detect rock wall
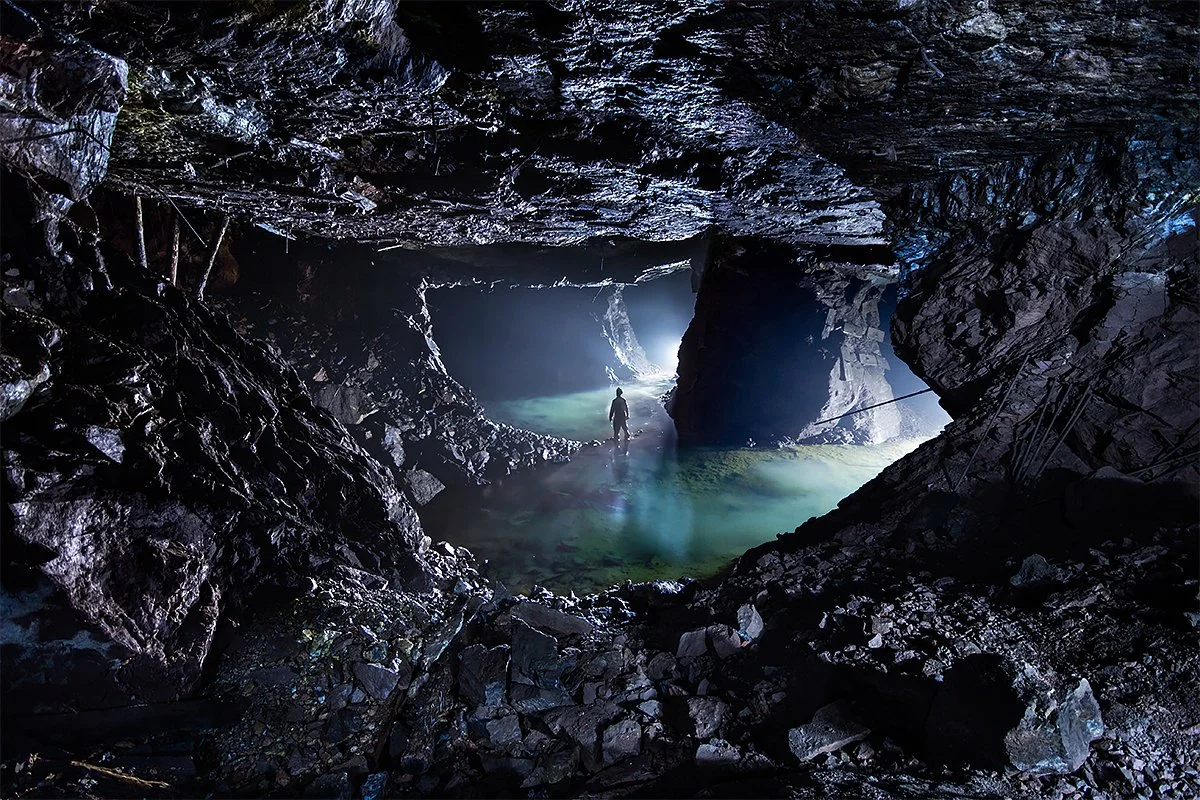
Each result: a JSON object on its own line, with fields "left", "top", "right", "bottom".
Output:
{"left": 221, "top": 231, "right": 582, "bottom": 496}
{"left": 1, "top": 185, "right": 432, "bottom": 717}
{"left": 889, "top": 128, "right": 1199, "bottom": 487}
{"left": 792, "top": 271, "right": 902, "bottom": 445}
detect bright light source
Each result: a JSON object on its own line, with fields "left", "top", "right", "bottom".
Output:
{"left": 657, "top": 339, "right": 680, "bottom": 376}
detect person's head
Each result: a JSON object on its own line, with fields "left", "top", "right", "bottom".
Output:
{"left": 615, "top": 388, "right": 623, "bottom": 396}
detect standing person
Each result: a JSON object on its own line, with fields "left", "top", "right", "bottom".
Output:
{"left": 609, "top": 387, "right": 630, "bottom": 443}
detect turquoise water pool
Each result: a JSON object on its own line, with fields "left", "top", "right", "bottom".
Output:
{"left": 423, "top": 378, "right": 928, "bottom": 594}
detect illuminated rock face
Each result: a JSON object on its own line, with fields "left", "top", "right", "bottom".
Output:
{"left": 600, "top": 285, "right": 660, "bottom": 382}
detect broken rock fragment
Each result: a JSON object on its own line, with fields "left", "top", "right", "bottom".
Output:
{"left": 1005, "top": 678, "right": 1104, "bottom": 775}
{"left": 601, "top": 719, "right": 642, "bottom": 765}
{"left": 788, "top": 702, "right": 870, "bottom": 762}
{"left": 736, "top": 603, "right": 764, "bottom": 640}
{"left": 458, "top": 643, "right": 509, "bottom": 707}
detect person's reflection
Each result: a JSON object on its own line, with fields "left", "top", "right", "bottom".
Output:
{"left": 613, "top": 440, "right": 630, "bottom": 482}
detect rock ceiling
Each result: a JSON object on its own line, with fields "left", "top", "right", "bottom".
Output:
{"left": 16, "top": 0, "right": 1196, "bottom": 257}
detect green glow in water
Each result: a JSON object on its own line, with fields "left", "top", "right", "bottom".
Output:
{"left": 425, "top": 379, "right": 926, "bottom": 594}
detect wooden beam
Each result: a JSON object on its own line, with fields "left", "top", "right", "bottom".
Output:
{"left": 134, "top": 196, "right": 148, "bottom": 270}
{"left": 169, "top": 214, "right": 180, "bottom": 285}
{"left": 196, "top": 214, "right": 229, "bottom": 301}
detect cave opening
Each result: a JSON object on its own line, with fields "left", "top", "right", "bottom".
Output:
{"left": 423, "top": 270, "right": 949, "bottom": 593}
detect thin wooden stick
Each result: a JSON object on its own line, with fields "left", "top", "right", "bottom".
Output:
{"left": 134, "top": 195, "right": 148, "bottom": 270}
{"left": 169, "top": 213, "right": 180, "bottom": 285}
{"left": 69, "top": 760, "right": 171, "bottom": 789}
{"left": 197, "top": 214, "right": 229, "bottom": 301}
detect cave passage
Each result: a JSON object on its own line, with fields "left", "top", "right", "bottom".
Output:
{"left": 426, "top": 278, "right": 944, "bottom": 592}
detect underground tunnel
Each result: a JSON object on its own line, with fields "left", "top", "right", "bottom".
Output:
{"left": 1, "top": 2, "right": 1197, "bottom": 799}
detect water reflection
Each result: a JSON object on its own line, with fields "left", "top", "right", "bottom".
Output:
{"left": 422, "top": 379, "right": 928, "bottom": 594}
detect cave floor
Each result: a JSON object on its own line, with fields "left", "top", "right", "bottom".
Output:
{"left": 423, "top": 379, "right": 931, "bottom": 593}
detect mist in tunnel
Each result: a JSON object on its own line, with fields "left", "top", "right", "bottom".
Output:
{"left": 428, "top": 269, "right": 696, "bottom": 402}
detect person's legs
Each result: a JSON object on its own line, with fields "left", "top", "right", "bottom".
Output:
{"left": 620, "top": 420, "right": 630, "bottom": 441}
{"left": 612, "top": 420, "right": 620, "bottom": 441}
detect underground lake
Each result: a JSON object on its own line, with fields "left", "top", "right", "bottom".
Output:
{"left": 423, "top": 376, "right": 939, "bottom": 593}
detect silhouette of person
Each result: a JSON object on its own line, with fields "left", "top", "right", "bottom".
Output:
{"left": 609, "top": 387, "right": 630, "bottom": 443}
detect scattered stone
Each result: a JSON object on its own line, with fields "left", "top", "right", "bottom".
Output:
{"left": 303, "top": 771, "right": 352, "bottom": 799}
{"left": 646, "top": 652, "right": 676, "bottom": 680}
{"left": 329, "top": 682, "right": 355, "bottom": 711}
{"left": 788, "top": 703, "right": 870, "bottom": 762}
{"left": 696, "top": 739, "right": 741, "bottom": 766}
{"left": 687, "top": 697, "right": 727, "bottom": 739}
{"left": 1006, "top": 678, "right": 1105, "bottom": 775}
{"left": 513, "top": 601, "right": 594, "bottom": 636}
{"left": 542, "top": 702, "right": 620, "bottom": 754}
{"left": 708, "top": 624, "right": 743, "bottom": 659}
{"left": 484, "top": 715, "right": 524, "bottom": 749}
{"left": 405, "top": 469, "right": 445, "bottom": 505}
{"left": 420, "top": 608, "right": 463, "bottom": 667}
{"left": 637, "top": 700, "right": 662, "bottom": 720}
{"left": 247, "top": 666, "right": 298, "bottom": 687}
{"left": 1011, "top": 554, "right": 1064, "bottom": 587}
{"left": 351, "top": 662, "right": 400, "bottom": 701}
{"left": 510, "top": 683, "right": 571, "bottom": 713}
{"left": 601, "top": 720, "right": 642, "bottom": 765}
{"left": 677, "top": 628, "right": 708, "bottom": 658}
{"left": 84, "top": 425, "right": 124, "bottom": 463}
{"left": 511, "top": 619, "right": 559, "bottom": 687}
{"left": 458, "top": 643, "right": 509, "bottom": 706}
{"left": 361, "top": 772, "right": 388, "bottom": 800}
{"left": 737, "top": 604, "right": 764, "bottom": 640}
{"left": 481, "top": 756, "right": 534, "bottom": 780}
{"left": 522, "top": 748, "right": 580, "bottom": 788}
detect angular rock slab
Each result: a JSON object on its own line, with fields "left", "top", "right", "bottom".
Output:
{"left": 788, "top": 702, "right": 870, "bottom": 762}
{"left": 351, "top": 662, "right": 401, "bottom": 701}
{"left": 459, "top": 643, "right": 509, "bottom": 707}
{"left": 405, "top": 469, "right": 445, "bottom": 506}
{"left": 511, "top": 619, "right": 559, "bottom": 687}
{"left": 513, "top": 601, "right": 594, "bottom": 636}
{"left": 1005, "top": 678, "right": 1104, "bottom": 775}
{"left": 708, "top": 623, "right": 742, "bottom": 659}
{"left": 601, "top": 719, "right": 642, "bottom": 765}
{"left": 696, "top": 739, "right": 741, "bottom": 766}
{"left": 676, "top": 627, "right": 708, "bottom": 658}
{"left": 687, "top": 697, "right": 727, "bottom": 740}
{"left": 736, "top": 604, "right": 764, "bottom": 640}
